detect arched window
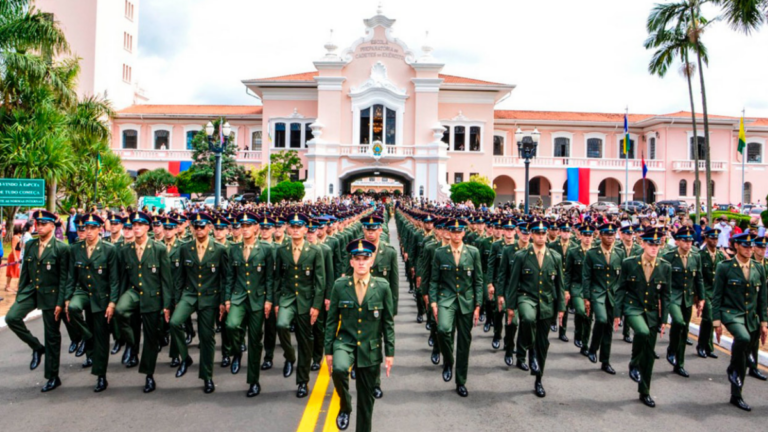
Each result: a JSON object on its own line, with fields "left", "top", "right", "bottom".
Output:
{"left": 122, "top": 129, "right": 137, "bottom": 149}
{"left": 454, "top": 126, "right": 466, "bottom": 151}
{"left": 689, "top": 136, "right": 706, "bottom": 160}
{"left": 186, "top": 131, "right": 196, "bottom": 150}
{"left": 620, "top": 139, "right": 635, "bottom": 159}
{"left": 587, "top": 138, "right": 602, "bottom": 158}
{"left": 747, "top": 142, "right": 762, "bottom": 163}
{"left": 493, "top": 135, "right": 504, "bottom": 156}
{"left": 154, "top": 130, "right": 169, "bottom": 150}
{"left": 679, "top": 179, "right": 687, "bottom": 197}
{"left": 554, "top": 137, "right": 570, "bottom": 157}
{"left": 251, "top": 131, "right": 262, "bottom": 151}
{"left": 469, "top": 126, "right": 481, "bottom": 151}
{"left": 274, "top": 122, "right": 286, "bottom": 148}
{"left": 649, "top": 137, "right": 656, "bottom": 160}
{"left": 359, "top": 104, "right": 396, "bottom": 145}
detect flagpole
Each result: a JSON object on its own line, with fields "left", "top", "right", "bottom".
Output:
{"left": 642, "top": 151, "right": 646, "bottom": 204}
{"left": 741, "top": 108, "right": 746, "bottom": 206}
{"left": 267, "top": 129, "right": 272, "bottom": 206}
{"left": 624, "top": 107, "right": 629, "bottom": 209}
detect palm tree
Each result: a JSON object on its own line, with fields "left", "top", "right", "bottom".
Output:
{"left": 713, "top": 0, "right": 767, "bottom": 33}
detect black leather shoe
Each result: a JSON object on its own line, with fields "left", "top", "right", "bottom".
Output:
{"left": 425, "top": 322, "right": 432, "bottom": 331}
{"left": 283, "top": 361, "right": 294, "bottom": 378}
{"left": 185, "top": 331, "right": 195, "bottom": 345}
{"left": 505, "top": 356, "right": 513, "bottom": 366}
{"left": 428, "top": 336, "right": 434, "bottom": 347}
{"left": 143, "top": 375, "right": 156, "bottom": 393}
{"left": 68, "top": 341, "right": 78, "bottom": 354}
{"left": 111, "top": 340, "right": 123, "bottom": 355}
{"left": 479, "top": 313, "right": 486, "bottom": 323}
{"left": 41, "top": 377, "right": 61, "bottom": 393}
{"left": 122, "top": 346, "right": 132, "bottom": 364}
{"left": 727, "top": 367, "right": 742, "bottom": 388}
{"left": 574, "top": 339, "right": 583, "bottom": 349}
{"left": 241, "top": 344, "right": 247, "bottom": 353}
{"left": 629, "top": 366, "right": 642, "bottom": 383}
{"left": 707, "top": 350, "right": 718, "bottom": 359}
{"left": 82, "top": 357, "right": 93, "bottom": 368}
{"left": 416, "top": 315, "right": 424, "bottom": 324}
{"left": 686, "top": 337, "right": 693, "bottom": 346}
{"left": 730, "top": 396, "right": 752, "bottom": 412}
{"left": 666, "top": 349, "right": 676, "bottom": 367}
{"left": 696, "top": 346, "right": 708, "bottom": 358}
{"left": 653, "top": 351, "right": 660, "bottom": 360}
{"left": 456, "top": 385, "right": 468, "bottom": 397}
{"left": 587, "top": 352, "right": 597, "bottom": 364}
{"left": 126, "top": 355, "right": 139, "bottom": 368}
{"left": 623, "top": 336, "right": 633, "bottom": 344}
{"left": 204, "top": 379, "right": 215, "bottom": 394}
{"left": 529, "top": 351, "right": 540, "bottom": 374}
{"left": 442, "top": 365, "right": 453, "bottom": 382}
{"left": 601, "top": 363, "right": 616, "bottom": 375}
{"left": 639, "top": 394, "right": 655, "bottom": 408}
{"left": 749, "top": 368, "right": 767, "bottom": 381}
{"left": 516, "top": 359, "right": 529, "bottom": 372}
{"left": 290, "top": 324, "right": 295, "bottom": 333}
{"left": 296, "top": 383, "right": 308, "bottom": 398}
{"left": 550, "top": 324, "right": 557, "bottom": 333}
{"left": 350, "top": 368, "right": 356, "bottom": 380}
{"left": 30, "top": 348, "right": 44, "bottom": 370}
{"left": 176, "top": 356, "right": 193, "bottom": 378}
{"left": 559, "top": 334, "right": 569, "bottom": 343}
{"left": 534, "top": 380, "right": 546, "bottom": 398}
{"left": 161, "top": 335, "right": 170, "bottom": 348}
{"left": 431, "top": 353, "right": 440, "bottom": 365}
{"left": 484, "top": 322, "right": 492, "bottom": 333}
{"left": 221, "top": 356, "right": 231, "bottom": 368}
{"left": 373, "top": 386, "right": 383, "bottom": 399}
{"left": 336, "top": 412, "right": 350, "bottom": 430}
{"left": 261, "top": 360, "right": 273, "bottom": 370}
{"left": 75, "top": 340, "right": 86, "bottom": 357}
{"left": 310, "top": 362, "right": 321, "bottom": 371}
{"left": 580, "top": 348, "right": 589, "bottom": 357}
{"left": 674, "top": 367, "right": 690, "bottom": 378}
{"left": 246, "top": 383, "right": 261, "bottom": 397}
{"left": 215, "top": 325, "right": 222, "bottom": 334}
{"left": 94, "top": 376, "right": 108, "bottom": 393}
{"left": 231, "top": 355, "right": 241, "bottom": 375}
{"left": 170, "top": 357, "right": 181, "bottom": 367}
{"left": 492, "top": 339, "right": 501, "bottom": 350}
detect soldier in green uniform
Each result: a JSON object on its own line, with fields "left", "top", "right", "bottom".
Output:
{"left": 564, "top": 223, "right": 594, "bottom": 354}
{"left": 471, "top": 217, "right": 492, "bottom": 324}
{"left": 505, "top": 220, "right": 565, "bottom": 397}
{"left": 65, "top": 213, "right": 120, "bottom": 392}
{"left": 745, "top": 236, "right": 768, "bottom": 381}
{"left": 697, "top": 227, "right": 725, "bottom": 360}
{"left": 212, "top": 215, "right": 235, "bottom": 368}
{"left": 326, "top": 239, "right": 395, "bottom": 432}
{"left": 169, "top": 212, "right": 229, "bottom": 394}
{"left": 225, "top": 212, "right": 274, "bottom": 397}
{"left": 6, "top": 210, "right": 72, "bottom": 392}
{"left": 548, "top": 220, "right": 576, "bottom": 342}
{"left": 429, "top": 219, "right": 483, "bottom": 397}
{"left": 105, "top": 212, "right": 126, "bottom": 357}
{"left": 615, "top": 227, "right": 671, "bottom": 408}
{"left": 713, "top": 232, "right": 768, "bottom": 411}
{"left": 414, "top": 215, "right": 436, "bottom": 324}
{"left": 115, "top": 211, "right": 173, "bottom": 393}
{"left": 482, "top": 218, "right": 503, "bottom": 333}
{"left": 274, "top": 213, "right": 326, "bottom": 398}
{"left": 161, "top": 216, "right": 187, "bottom": 367}
{"left": 616, "top": 224, "right": 643, "bottom": 344}
{"left": 416, "top": 216, "right": 444, "bottom": 365}
{"left": 662, "top": 226, "right": 704, "bottom": 378}
{"left": 306, "top": 218, "right": 334, "bottom": 372}
{"left": 259, "top": 215, "right": 280, "bottom": 370}
{"left": 582, "top": 222, "right": 624, "bottom": 374}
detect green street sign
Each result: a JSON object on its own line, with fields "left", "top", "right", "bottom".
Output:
{"left": 0, "top": 179, "right": 46, "bottom": 207}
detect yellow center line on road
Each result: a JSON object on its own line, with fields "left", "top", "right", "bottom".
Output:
{"left": 296, "top": 359, "right": 332, "bottom": 432}
{"left": 322, "top": 391, "right": 341, "bottom": 432}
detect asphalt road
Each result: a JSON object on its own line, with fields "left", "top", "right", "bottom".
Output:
{"left": 1, "top": 220, "right": 767, "bottom": 431}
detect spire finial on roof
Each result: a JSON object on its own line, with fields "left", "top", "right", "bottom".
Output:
{"left": 377, "top": 1, "right": 384, "bottom": 15}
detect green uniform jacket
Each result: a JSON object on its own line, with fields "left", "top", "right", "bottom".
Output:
{"left": 120, "top": 239, "right": 173, "bottom": 312}
{"left": 166, "top": 239, "right": 184, "bottom": 304}
{"left": 700, "top": 247, "right": 726, "bottom": 300}
{"left": 617, "top": 241, "right": 643, "bottom": 259}
{"left": 662, "top": 248, "right": 704, "bottom": 308}
{"left": 484, "top": 239, "right": 506, "bottom": 290}
{"left": 324, "top": 235, "right": 343, "bottom": 280}
{"left": 227, "top": 241, "right": 274, "bottom": 310}
{"left": 497, "top": 242, "right": 529, "bottom": 299}
{"left": 274, "top": 242, "right": 326, "bottom": 314}
{"left": 712, "top": 258, "right": 768, "bottom": 331}
{"left": 548, "top": 239, "right": 576, "bottom": 271}
{"left": 474, "top": 235, "right": 493, "bottom": 278}
{"left": 324, "top": 276, "right": 395, "bottom": 368}
{"left": 564, "top": 246, "right": 588, "bottom": 298}
{"left": 506, "top": 247, "right": 566, "bottom": 320}
{"left": 18, "top": 238, "right": 70, "bottom": 310}
{"left": 66, "top": 240, "right": 120, "bottom": 313}
{"left": 176, "top": 240, "right": 230, "bottom": 310}
{"left": 615, "top": 256, "right": 672, "bottom": 327}
{"left": 429, "top": 244, "right": 484, "bottom": 315}
{"left": 317, "top": 242, "right": 335, "bottom": 301}
{"left": 582, "top": 246, "right": 625, "bottom": 305}
{"left": 417, "top": 238, "right": 441, "bottom": 297}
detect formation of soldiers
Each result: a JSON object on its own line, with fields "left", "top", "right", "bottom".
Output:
{"left": 396, "top": 203, "right": 767, "bottom": 411}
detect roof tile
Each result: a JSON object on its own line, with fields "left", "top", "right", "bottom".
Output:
{"left": 118, "top": 105, "right": 263, "bottom": 115}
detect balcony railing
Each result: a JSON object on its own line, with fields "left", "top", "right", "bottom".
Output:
{"left": 338, "top": 144, "right": 415, "bottom": 157}
{"left": 493, "top": 156, "right": 665, "bottom": 170}
{"left": 672, "top": 160, "right": 727, "bottom": 172}
{"left": 114, "top": 149, "right": 262, "bottom": 163}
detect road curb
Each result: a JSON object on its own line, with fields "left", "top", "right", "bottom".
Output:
{"left": 688, "top": 322, "right": 768, "bottom": 367}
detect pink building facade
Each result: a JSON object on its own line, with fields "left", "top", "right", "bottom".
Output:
{"left": 110, "top": 9, "right": 768, "bottom": 206}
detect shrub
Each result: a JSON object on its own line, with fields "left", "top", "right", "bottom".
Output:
{"left": 450, "top": 181, "right": 495, "bottom": 207}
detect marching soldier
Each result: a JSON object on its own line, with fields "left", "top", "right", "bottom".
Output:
{"left": 416, "top": 217, "right": 445, "bottom": 366}
{"left": 274, "top": 213, "right": 326, "bottom": 398}
{"left": 548, "top": 220, "right": 576, "bottom": 342}
{"left": 615, "top": 227, "right": 671, "bottom": 408}
{"left": 114, "top": 211, "right": 173, "bottom": 393}
{"left": 429, "top": 219, "right": 483, "bottom": 397}
{"left": 697, "top": 227, "right": 725, "bottom": 359}
{"left": 662, "top": 226, "right": 704, "bottom": 378}
{"left": 746, "top": 236, "right": 768, "bottom": 381}
{"left": 713, "top": 232, "right": 768, "bottom": 411}
{"left": 326, "top": 239, "right": 395, "bottom": 432}
{"left": 212, "top": 216, "right": 234, "bottom": 368}
{"left": 6, "top": 210, "right": 72, "bottom": 392}
{"left": 259, "top": 215, "right": 279, "bottom": 370}
{"left": 306, "top": 219, "right": 334, "bottom": 372}
{"left": 582, "top": 222, "right": 624, "bottom": 374}
{"left": 616, "top": 225, "right": 642, "bottom": 344}
{"left": 65, "top": 213, "right": 120, "bottom": 392}
{"left": 169, "top": 212, "right": 229, "bottom": 394}
{"left": 504, "top": 220, "right": 565, "bottom": 397}
{"left": 564, "top": 223, "right": 594, "bottom": 354}
{"left": 105, "top": 212, "right": 125, "bottom": 357}
{"left": 161, "top": 216, "right": 188, "bottom": 367}
{"left": 224, "top": 212, "right": 274, "bottom": 397}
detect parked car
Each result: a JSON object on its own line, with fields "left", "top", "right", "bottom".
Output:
{"left": 203, "top": 196, "right": 229, "bottom": 209}
{"left": 233, "top": 192, "right": 258, "bottom": 204}
{"left": 551, "top": 201, "right": 587, "bottom": 211}
{"left": 715, "top": 203, "right": 732, "bottom": 211}
{"left": 619, "top": 201, "right": 648, "bottom": 214}
{"left": 656, "top": 200, "right": 688, "bottom": 214}
{"left": 589, "top": 201, "right": 619, "bottom": 213}
{"left": 748, "top": 207, "right": 766, "bottom": 216}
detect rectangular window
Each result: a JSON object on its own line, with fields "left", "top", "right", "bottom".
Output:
{"left": 360, "top": 108, "right": 371, "bottom": 144}
{"left": 125, "top": 1, "right": 134, "bottom": 21}
{"left": 122, "top": 130, "right": 137, "bottom": 149}
{"left": 454, "top": 126, "right": 465, "bottom": 151}
{"left": 274, "top": 123, "right": 286, "bottom": 148}
{"left": 372, "top": 105, "right": 384, "bottom": 142}
{"left": 620, "top": 139, "right": 635, "bottom": 159}
{"left": 290, "top": 169, "right": 299, "bottom": 182}
{"left": 454, "top": 173, "right": 464, "bottom": 184}
{"left": 251, "top": 131, "right": 262, "bottom": 151}
{"left": 385, "top": 108, "right": 396, "bottom": 145}
{"left": 587, "top": 138, "right": 602, "bottom": 158}
{"left": 493, "top": 135, "right": 504, "bottom": 156}
{"left": 186, "top": 131, "right": 196, "bottom": 150}
{"left": 289, "top": 123, "right": 301, "bottom": 148}
{"left": 747, "top": 143, "right": 762, "bottom": 163}
{"left": 469, "top": 126, "right": 481, "bottom": 151}
{"left": 124, "top": 32, "right": 133, "bottom": 52}
{"left": 470, "top": 173, "right": 478, "bottom": 180}
{"left": 649, "top": 137, "right": 656, "bottom": 160}
{"left": 554, "top": 137, "right": 570, "bottom": 157}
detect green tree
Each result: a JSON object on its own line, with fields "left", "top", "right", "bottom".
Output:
{"left": 134, "top": 168, "right": 176, "bottom": 197}
{"left": 188, "top": 118, "right": 247, "bottom": 191}
{"left": 712, "top": 0, "right": 767, "bottom": 33}
{"left": 450, "top": 181, "right": 496, "bottom": 207}
{"left": 175, "top": 169, "right": 210, "bottom": 197}
{"left": 469, "top": 174, "right": 490, "bottom": 186}
{"left": 261, "top": 181, "right": 305, "bottom": 203}
{"left": 250, "top": 150, "right": 304, "bottom": 189}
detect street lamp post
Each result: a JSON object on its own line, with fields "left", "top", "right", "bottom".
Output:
{"left": 205, "top": 119, "right": 231, "bottom": 209}
{"left": 515, "top": 127, "right": 540, "bottom": 214}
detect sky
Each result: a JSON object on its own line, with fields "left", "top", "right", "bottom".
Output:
{"left": 136, "top": 0, "right": 768, "bottom": 117}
